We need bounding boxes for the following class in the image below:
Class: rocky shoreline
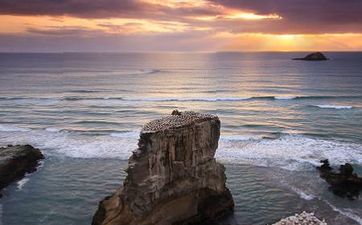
[0,144,44,197]
[92,111,234,225]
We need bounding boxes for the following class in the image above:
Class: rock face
[317,159,362,200]
[92,111,234,225]
[0,144,44,195]
[293,52,329,61]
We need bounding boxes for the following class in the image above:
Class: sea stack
[0,144,44,196]
[92,111,234,225]
[293,52,329,61]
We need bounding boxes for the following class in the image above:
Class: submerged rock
[273,211,327,225]
[317,159,362,200]
[0,144,44,195]
[92,111,234,225]
[293,52,329,61]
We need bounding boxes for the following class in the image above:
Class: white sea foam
[274,96,298,100]
[0,129,136,159]
[45,127,61,132]
[17,178,30,190]
[1,128,361,171]
[110,131,139,138]
[314,105,353,109]
[0,124,30,132]
[216,134,362,171]
[124,97,252,102]
[324,200,362,225]
[289,185,316,200]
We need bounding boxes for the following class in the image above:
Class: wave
[288,185,316,200]
[45,127,62,132]
[1,127,361,172]
[1,95,361,104]
[0,124,30,132]
[324,200,362,224]
[113,69,161,76]
[313,105,353,109]
[107,95,362,102]
[110,131,140,138]
[67,90,100,93]
[17,178,30,190]
[217,134,362,171]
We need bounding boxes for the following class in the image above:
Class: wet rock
[293,52,329,61]
[92,111,234,225]
[0,144,44,195]
[317,159,362,200]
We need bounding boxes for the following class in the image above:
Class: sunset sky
[1,0,362,52]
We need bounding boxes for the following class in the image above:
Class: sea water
[0,52,361,225]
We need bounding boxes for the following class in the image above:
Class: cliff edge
[92,111,234,225]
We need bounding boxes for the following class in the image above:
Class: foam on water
[17,178,30,190]
[324,200,362,225]
[288,185,316,200]
[0,124,30,132]
[1,128,361,171]
[217,134,362,171]
[274,96,299,100]
[45,127,62,132]
[0,129,136,159]
[109,131,139,138]
[314,105,353,109]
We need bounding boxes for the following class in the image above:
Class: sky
[0,0,362,52]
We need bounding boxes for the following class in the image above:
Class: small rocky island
[92,111,234,225]
[0,144,44,196]
[293,52,329,61]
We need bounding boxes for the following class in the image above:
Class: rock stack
[92,111,234,225]
[0,144,44,196]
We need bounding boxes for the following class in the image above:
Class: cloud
[26,26,101,36]
[208,0,362,33]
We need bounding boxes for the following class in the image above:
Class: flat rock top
[273,212,327,225]
[142,111,218,132]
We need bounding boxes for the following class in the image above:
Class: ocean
[0,52,361,225]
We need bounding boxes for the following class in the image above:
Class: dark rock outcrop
[293,52,329,61]
[317,159,362,200]
[92,111,234,225]
[0,144,44,195]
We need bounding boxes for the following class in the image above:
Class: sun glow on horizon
[0,0,362,51]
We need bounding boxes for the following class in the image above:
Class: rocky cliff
[92,111,234,225]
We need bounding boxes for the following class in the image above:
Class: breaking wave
[1,127,361,171]
[313,105,353,109]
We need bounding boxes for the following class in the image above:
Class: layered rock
[0,144,44,196]
[293,52,329,61]
[92,111,234,225]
